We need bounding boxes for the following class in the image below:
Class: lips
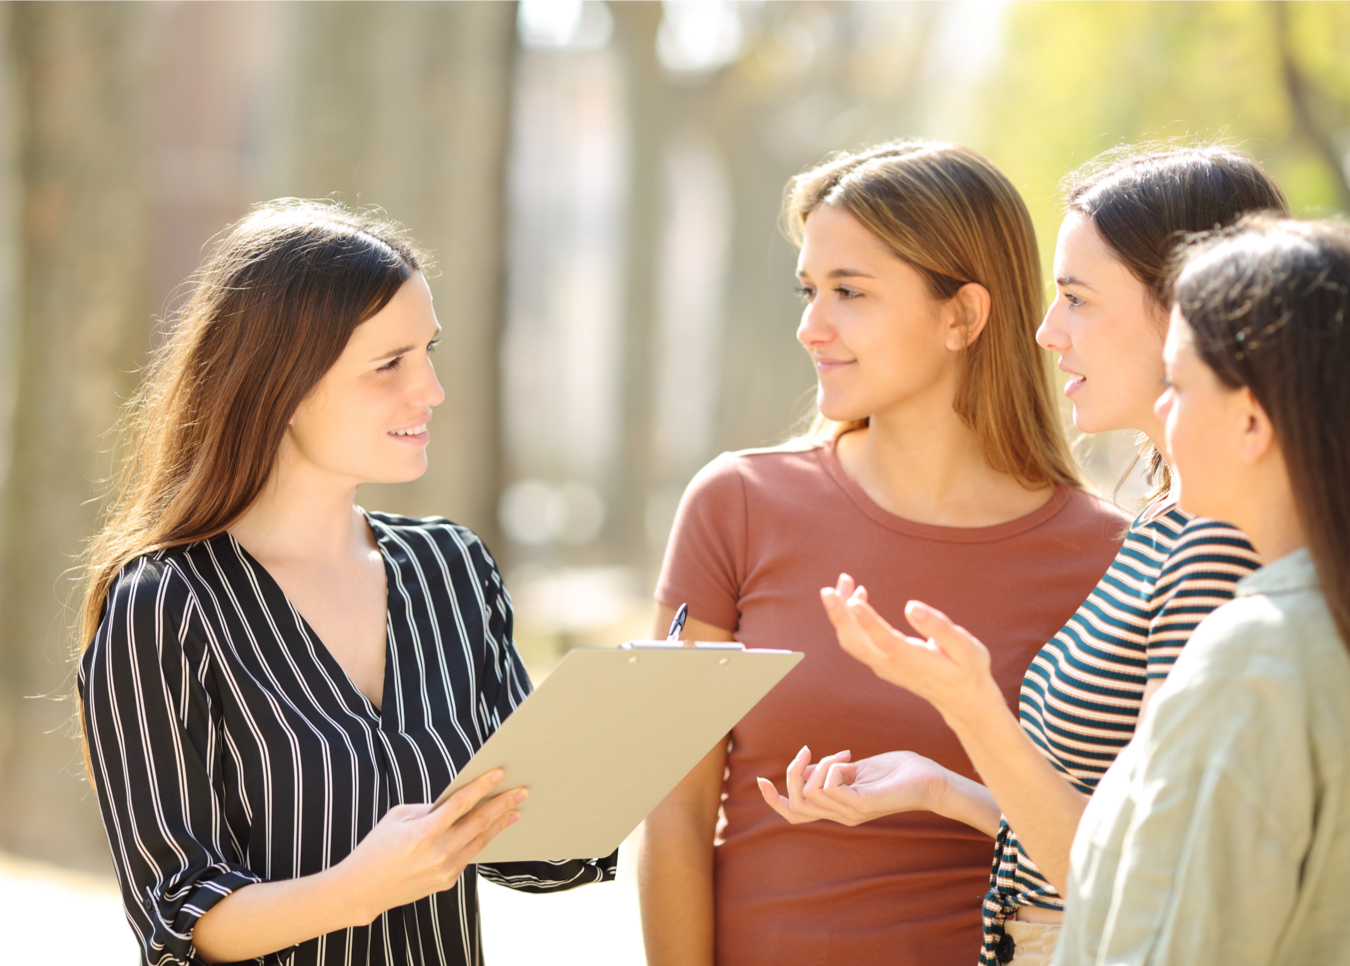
[389,422,430,441]
[1057,360,1085,396]
[813,357,855,372]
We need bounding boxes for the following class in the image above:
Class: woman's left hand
[820,574,1003,725]
[756,746,951,826]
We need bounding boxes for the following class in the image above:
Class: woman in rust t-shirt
[637,141,1128,966]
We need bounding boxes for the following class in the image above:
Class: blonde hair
[785,140,1080,489]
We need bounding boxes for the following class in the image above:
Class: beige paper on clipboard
[433,644,803,863]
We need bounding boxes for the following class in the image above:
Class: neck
[859,405,986,501]
[229,447,366,564]
[1235,500,1307,565]
[836,390,1049,527]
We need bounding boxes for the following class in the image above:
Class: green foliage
[975,0,1350,273]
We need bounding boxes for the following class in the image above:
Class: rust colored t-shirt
[654,440,1129,966]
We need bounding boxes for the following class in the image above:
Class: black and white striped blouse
[79,510,616,966]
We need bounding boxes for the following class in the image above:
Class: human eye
[377,355,403,373]
[834,285,862,300]
[1062,291,1085,308]
[794,284,815,304]
[427,338,441,354]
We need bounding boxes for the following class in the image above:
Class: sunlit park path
[0,829,645,965]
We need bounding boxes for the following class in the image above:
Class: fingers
[756,777,813,825]
[903,600,986,665]
[821,760,858,791]
[445,798,524,880]
[821,590,892,669]
[803,750,851,797]
[436,769,506,824]
[443,785,527,856]
[785,746,811,812]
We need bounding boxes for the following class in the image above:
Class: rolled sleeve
[80,557,261,966]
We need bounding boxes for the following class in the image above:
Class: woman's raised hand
[757,746,953,826]
[337,769,525,922]
[820,574,1001,723]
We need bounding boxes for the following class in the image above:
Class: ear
[943,283,991,351]
[1237,387,1277,465]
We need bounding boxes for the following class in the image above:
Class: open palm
[758,746,954,826]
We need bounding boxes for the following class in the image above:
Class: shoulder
[1152,510,1261,578]
[1059,486,1132,530]
[675,441,832,529]
[103,546,200,617]
[685,439,826,496]
[86,547,205,674]
[364,510,500,577]
[1164,585,1329,698]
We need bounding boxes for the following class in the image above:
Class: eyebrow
[369,326,442,362]
[1056,274,1097,291]
[797,267,876,280]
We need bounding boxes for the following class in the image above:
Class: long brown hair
[1171,215,1350,649]
[785,140,1080,489]
[1063,144,1289,498]
[77,199,425,654]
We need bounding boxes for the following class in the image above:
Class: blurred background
[0,1,1347,961]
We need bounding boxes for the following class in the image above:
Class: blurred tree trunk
[1271,1,1350,212]
[0,2,153,870]
[285,1,518,557]
[609,1,667,565]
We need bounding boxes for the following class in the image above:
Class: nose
[1153,385,1174,423]
[416,353,446,409]
[796,299,832,353]
[1037,299,1070,352]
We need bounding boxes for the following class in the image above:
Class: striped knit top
[79,511,615,966]
[979,505,1260,965]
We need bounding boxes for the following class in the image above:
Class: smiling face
[795,205,976,425]
[284,272,445,487]
[1037,211,1168,437]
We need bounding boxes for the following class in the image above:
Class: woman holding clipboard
[639,142,1128,965]
[76,201,614,966]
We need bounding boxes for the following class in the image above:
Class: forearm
[638,807,715,966]
[193,864,374,964]
[942,682,1086,893]
[932,770,1002,838]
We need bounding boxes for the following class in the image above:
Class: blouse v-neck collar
[223,514,395,722]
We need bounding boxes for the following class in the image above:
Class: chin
[365,457,430,486]
[1070,404,1114,436]
[817,395,869,425]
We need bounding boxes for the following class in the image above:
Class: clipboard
[433,643,803,863]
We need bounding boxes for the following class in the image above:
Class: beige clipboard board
[433,644,803,863]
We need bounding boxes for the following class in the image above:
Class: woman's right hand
[336,769,526,922]
[820,573,1004,726]
[756,746,952,826]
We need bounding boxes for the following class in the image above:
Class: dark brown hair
[1172,215,1350,649]
[786,140,1081,489]
[77,199,425,653]
[1064,144,1290,497]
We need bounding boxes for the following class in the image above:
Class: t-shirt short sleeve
[654,452,749,634]
[1145,517,1262,680]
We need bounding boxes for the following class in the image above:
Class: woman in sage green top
[1055,216,1350,965]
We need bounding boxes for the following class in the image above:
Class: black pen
[666,602,688,641]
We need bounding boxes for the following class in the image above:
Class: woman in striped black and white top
[757,146,1287,965]
[76,201,614,966]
